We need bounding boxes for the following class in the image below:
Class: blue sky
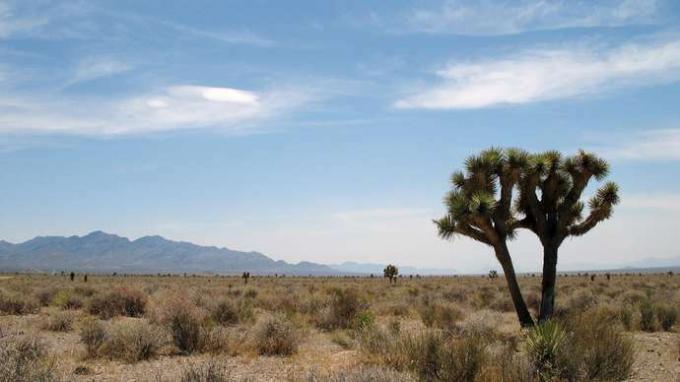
[1,0,680,272]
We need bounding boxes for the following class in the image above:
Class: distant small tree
[69,272,75,282]
[242,272,251,284]
[517,150,619,322]
[83,274,88,283]
[383,264,398,284]
[488,270,499,279]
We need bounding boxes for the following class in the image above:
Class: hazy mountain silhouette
[0,231,338,275]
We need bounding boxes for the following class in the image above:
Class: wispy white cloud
[0,84,309,135]
[597,128,680,161]
[405,0,663,35]
[156,19,275,47]
[395,37,680,109]
[0,1,48,39]
[69,57,131,85]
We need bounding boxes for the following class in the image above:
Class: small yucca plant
[526,320,566,381]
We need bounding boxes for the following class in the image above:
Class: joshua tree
[242,272,250,284]
[383,264,398,284]
[488,270,499,279]
[435,148,534,327]
[83,274,88,283]
[517,150,619,322]
[69,272,75,282]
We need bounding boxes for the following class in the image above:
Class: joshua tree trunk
[495,242,535,327]
[539,243,558,322]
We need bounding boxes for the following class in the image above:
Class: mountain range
[0,231,457,276]
[0,231,338,275]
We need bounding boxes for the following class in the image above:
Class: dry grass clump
[152,294,205,354]
[0,336,56,382]
[98,319,165,363]
[416,295,463,329]
[51,289,83,310]
[0,291,38,315]
[305,366,416,382]
[252,314,298,356]
[79,317,106,358]
[387,329,488,382]
[317,288,368,330]
[180,360,232,382]
[41,310,75,332]
[655,303,678,331]
[87,288,147,319]
[527,310,634,381]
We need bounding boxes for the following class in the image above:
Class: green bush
[526,321,566,381]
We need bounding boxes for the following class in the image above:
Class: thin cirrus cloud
[395,37,680,109]
[598,128,680,161]
[405,0,663,35]
[0,85,306,135]
[68,57,132,85]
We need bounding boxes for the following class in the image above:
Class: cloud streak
[405,0,663,35]
[598,128,680,161]
[395,37,680,109]
[0,85,308,135]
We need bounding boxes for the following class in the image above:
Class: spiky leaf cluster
[435,148,529,247]
[516,150,619,243]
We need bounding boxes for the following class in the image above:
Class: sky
[1,0,680,273]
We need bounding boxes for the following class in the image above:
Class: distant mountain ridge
[0,231,338,275]
[328,261,457,276]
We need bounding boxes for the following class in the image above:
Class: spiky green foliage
[516,150,619,243]
[435,148,529,245]
[383,264,399,283]
[435,148,535,327]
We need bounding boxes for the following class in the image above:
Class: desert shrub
[561,310,634,381]
[0,336,56,382]
[181,360,230,382]
[199,326,231,354]
[656,304,678,331]
[52,290,83,310]
[639,299,657,332]
[41,311,75,332]
[416,297,462,329]
[317,288,367,330]
[528,309,634,381]
[305,366,416,382]
[99,320,163,363]
[618,305,634,331]
[0,292,37,315]
[209,299,238,326]
[476,342,533,382]
[391,329,487,382]
[79,318,106,358]
[330,330,354,350]
[34,288,58,307]
[87,288,147,319]
[252,314,298,356]
[152,295,204,354]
